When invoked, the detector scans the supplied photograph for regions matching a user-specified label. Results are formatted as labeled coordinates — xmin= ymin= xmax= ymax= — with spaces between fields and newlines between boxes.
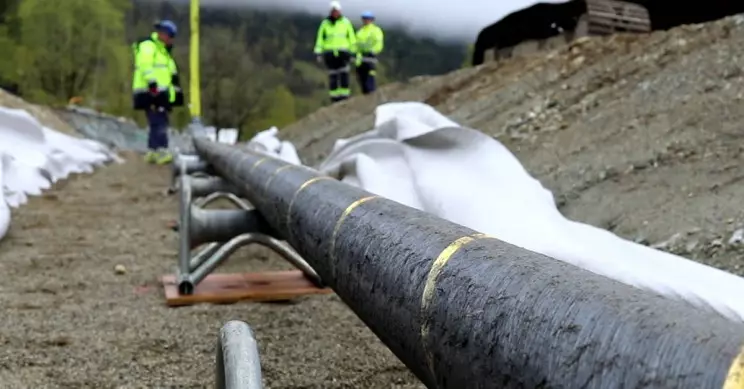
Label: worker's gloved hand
xmin=316 ymin=55 xmax=323 ymax=64
xmin=355 ymin=54 xmax=362 ymax=67
xmin=148 ymin=82 xmax=158 ymax=95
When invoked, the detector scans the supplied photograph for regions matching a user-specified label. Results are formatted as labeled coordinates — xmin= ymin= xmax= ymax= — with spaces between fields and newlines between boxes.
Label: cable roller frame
xmin=192 ymin=137 xmax=744 ymax=389
xmin=168 ymin=154 xmax=214 ymax=194
xmin=173 ymin=160 xmax=323 ymax=295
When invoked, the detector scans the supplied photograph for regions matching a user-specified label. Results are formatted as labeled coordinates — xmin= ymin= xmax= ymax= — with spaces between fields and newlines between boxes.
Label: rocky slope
xmin=282 ymin=15 xmax=744 ymax=276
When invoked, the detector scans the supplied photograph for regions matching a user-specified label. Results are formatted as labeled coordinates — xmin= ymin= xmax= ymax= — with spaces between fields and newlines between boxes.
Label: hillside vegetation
xmin=0 ymin=0 xmax=466 ymax=136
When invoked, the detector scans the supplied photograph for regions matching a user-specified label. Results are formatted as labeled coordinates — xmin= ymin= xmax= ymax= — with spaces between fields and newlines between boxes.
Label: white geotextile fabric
xmin=0 ymin=107 xmax=118 ymax=241
xmin=249 ymin=101 xmax=744 ymax=323
xmin=203 ymin=126 xmax=239 ymax=145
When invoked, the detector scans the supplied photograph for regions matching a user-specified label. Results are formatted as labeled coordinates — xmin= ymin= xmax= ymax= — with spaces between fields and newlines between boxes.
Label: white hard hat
xmin=330 ymin=1 xmax=341 ymax=10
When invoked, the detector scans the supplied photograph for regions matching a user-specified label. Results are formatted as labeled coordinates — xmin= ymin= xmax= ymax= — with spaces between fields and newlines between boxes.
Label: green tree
xmin=462 ymin=44 xmax=474 ymax=68
xmin=0 ymin=0 xmax=18 ymax=23
xmin=247 ymin=84 xmax=296 ymax=136
xmin=16 ymin=0 xmax=128 ymax=106
xmin=199 ymin=26 xmax=286 ymax=135
xmin=0 ymin=26 xmax=16 ymax=83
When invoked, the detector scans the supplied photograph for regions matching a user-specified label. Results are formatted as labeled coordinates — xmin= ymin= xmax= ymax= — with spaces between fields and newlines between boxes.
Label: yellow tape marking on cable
xmin=243 ymin=157 xmax=269 ymax=192
xmin=264 ymin=164 xmax=294 ymax=191
xmin=328 ymin=196 xmax=379 ymax=277
xmin=249 ymin=157 xmax=268 ymax=173
xmin=286 ymin=176 xmax=334 ymax=234
xmin=724 ymin=346 xmax=744 ymax=389
xmin=420 ymin=233 xmax=492 ymax=377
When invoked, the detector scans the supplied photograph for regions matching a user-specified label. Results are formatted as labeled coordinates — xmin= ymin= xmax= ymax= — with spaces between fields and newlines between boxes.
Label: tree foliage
xmin=0 ymin=0 xmax=467 ymax=139
xmin=15 ymin=0 xmax=129 ymax=105
xmin=462 ymin=44 xmax=475 ymax=68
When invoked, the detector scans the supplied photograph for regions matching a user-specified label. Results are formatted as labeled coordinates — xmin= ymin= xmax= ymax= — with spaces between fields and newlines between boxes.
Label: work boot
xmin=155 ymin=149 xmax=173 ymax=165
xmin=144 ymin=150 xmax=157 ymax=163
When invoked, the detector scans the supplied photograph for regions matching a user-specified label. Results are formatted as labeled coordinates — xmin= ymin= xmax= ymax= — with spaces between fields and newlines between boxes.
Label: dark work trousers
xmin=146 ymin=108 xmax=169 ymax=150
xmin=323 ymin=51 xmax=352 ymax=103
xmin=355 ymin=56 xmax=377 ymax=94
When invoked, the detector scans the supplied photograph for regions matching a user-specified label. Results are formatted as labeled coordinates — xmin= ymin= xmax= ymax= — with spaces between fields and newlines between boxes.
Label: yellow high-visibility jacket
xmin=356 ymin=23 xmax=384 ymax=55
xmin=314 ymin=16 xmax=357 ymax=55
xmin=132 ymin=33 xmax=181 ymax=110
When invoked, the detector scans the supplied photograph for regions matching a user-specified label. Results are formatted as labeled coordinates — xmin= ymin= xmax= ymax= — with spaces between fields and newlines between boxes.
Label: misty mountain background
xmin=0 ymin=0 xmax=482 ymax=138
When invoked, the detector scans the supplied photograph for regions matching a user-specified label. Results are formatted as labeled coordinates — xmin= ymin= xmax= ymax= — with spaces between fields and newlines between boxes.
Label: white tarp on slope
xmin=203 ymin=126 xmax=240 ymax=145
xmin=0 ymin=107 xmax=118 ymax=241
xmin=0 ymin=153 xmax=9 ymax=239
xmin=251 ymin=101 xmax=744 ymax=323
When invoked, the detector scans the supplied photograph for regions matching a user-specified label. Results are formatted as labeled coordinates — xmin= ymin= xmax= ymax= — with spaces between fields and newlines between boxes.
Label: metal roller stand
xmin=216 ymin=321 xmax=263 ymax=389
xmin=172 ymin=175 xmax=248 ymax=216
xmin=193 ymin=191 xmax=251 ymax=209
xmin=191 ymin=174 xmax=242 ymax=197
xmin=167 ymin=154 xmax=214 ymax=194
xmin=175 ymin=173 xmax=323 ymax=295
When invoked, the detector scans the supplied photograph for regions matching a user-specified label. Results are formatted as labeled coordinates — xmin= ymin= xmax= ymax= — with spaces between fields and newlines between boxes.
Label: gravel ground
xmin=0 ymin=154 xmax=422 ymax=388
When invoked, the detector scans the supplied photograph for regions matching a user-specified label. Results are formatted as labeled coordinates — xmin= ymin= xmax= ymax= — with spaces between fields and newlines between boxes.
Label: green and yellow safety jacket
xmin=356 ymin=23 xmax=384 ymax=56
xmin=314 ymin=16 xmax=357 ymax=55
xmin=131 ymin=33 xmax=182 ymax=110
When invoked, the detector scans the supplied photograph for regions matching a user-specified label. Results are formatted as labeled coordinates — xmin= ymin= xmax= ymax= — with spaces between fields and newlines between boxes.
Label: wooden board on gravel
xmin=160 ymin=270 xmax=333 ymax=306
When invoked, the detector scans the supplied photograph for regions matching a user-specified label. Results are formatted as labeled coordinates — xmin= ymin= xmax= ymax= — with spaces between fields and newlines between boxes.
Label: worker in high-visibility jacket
xmin=314 ymin=1 xmax=357 ymax=103
xmin=131 ymin=20 xmax=183 ymax=165
xmin=355 ymin=11 xmax=384 ymax=95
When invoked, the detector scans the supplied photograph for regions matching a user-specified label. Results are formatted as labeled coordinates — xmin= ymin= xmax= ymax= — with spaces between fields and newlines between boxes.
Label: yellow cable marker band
xmin=724 ymin=347 xmax=744 ymax=389
xmin=249 ymin=157 xmax=268 ymax=173
xmin=329 ymin=196 xmax=379 ymax=277
xmin=285 ymin=176 xmax=334 ymax=234
xmin=420 ymin=233 xmax=492 ymax=376
xmin=264 ymin=165 xmax=294 ymax=191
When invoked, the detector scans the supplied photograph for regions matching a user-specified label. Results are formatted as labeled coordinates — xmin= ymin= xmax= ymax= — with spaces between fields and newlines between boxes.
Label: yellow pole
xmin=189 ymin=0 xmax=201 ymax=121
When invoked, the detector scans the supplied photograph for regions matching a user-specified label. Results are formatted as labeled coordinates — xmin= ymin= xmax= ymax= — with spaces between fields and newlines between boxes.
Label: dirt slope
xmin=282 ymin=15 xmax=744 ymax=275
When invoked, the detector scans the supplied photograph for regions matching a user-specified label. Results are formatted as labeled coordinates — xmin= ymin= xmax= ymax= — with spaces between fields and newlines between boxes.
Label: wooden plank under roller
xmin=160 ymin=270 xmax=333 ymax=306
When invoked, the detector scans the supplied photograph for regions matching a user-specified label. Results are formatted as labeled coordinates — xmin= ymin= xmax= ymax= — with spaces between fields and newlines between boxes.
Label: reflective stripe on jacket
xmin=314 ymin=16 xmax=357 ymax=54
xmin=356 ymin=23 xmax=384 ymax=55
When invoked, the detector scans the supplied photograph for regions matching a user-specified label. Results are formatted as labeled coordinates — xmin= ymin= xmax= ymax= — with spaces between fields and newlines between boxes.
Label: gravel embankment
xmin=0 ymin=156 xmax=421 ymax=388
